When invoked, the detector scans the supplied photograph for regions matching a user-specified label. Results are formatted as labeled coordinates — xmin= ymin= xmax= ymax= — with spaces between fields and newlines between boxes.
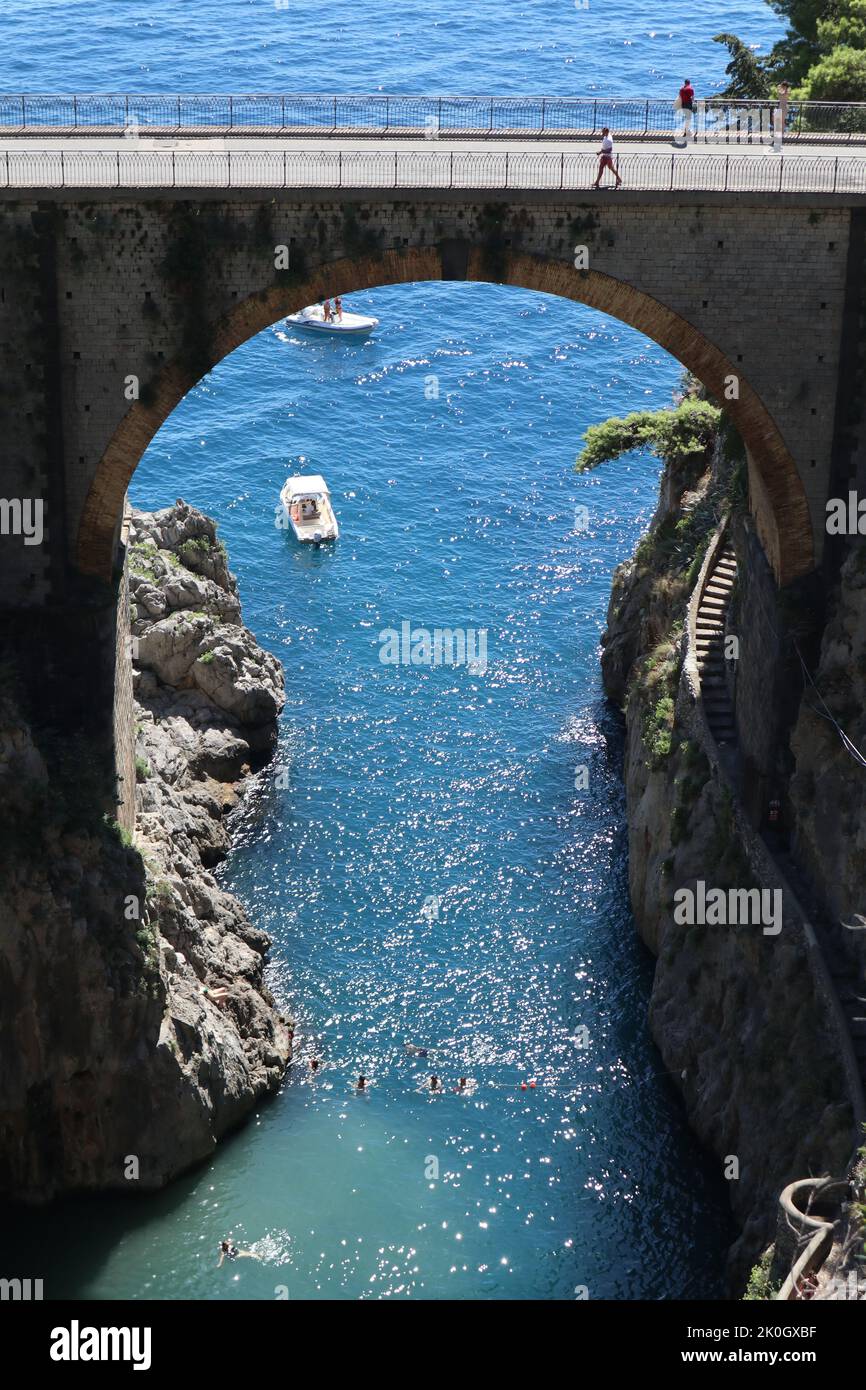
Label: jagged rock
xmin=790 ymin=547 xmax=866 ymax=939
xmin=191 ymin=628 xmax=283 ymax=729
xmin=0 ymin=504 xmax=291 ymax=1202
xmin=130 ymin=502 xmax=234 ymax=589
xmin=128 ymin=503 xmax=291 ymax=1174
xmin=601 ymin=435 xmax=852 ymax=1291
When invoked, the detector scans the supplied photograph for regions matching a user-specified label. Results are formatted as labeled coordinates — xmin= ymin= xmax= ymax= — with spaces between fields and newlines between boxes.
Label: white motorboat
xmin=279 ymin=474 xmax=339 ymax=543
xmin=286 ymin=303 xmax=379 ymax=336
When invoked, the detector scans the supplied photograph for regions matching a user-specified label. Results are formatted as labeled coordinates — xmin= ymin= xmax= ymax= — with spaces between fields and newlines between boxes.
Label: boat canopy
xmin=285 ymin=474 xmax=330 ymax=496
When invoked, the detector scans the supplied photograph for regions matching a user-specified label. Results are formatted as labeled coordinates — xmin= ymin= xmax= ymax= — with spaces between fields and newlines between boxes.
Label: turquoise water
xmin=2 ymin=0 xmax=787 ymax=1300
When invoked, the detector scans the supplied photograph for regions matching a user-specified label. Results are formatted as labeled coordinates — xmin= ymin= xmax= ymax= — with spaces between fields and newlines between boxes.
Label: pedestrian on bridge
xmin=677 ymin=78 xmax=696 ymax=142
xmin=593 ymin=128 xmax=622 ymax=189
xmin=773 ymin=82 xmax=790 ymax=151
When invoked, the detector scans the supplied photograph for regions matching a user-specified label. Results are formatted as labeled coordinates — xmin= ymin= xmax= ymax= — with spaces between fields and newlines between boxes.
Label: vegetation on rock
xmin=715 ymin=0 xmax=866 ymax=107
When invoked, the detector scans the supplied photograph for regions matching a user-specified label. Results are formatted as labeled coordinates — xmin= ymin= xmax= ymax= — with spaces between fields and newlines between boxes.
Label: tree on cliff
xmin=575 ymin=396 xmax=720 ymax=475
xmin=714 ymin=0 xmax=866 ymax=101
xmin=713 ymin=34 xmax=775 ymax=98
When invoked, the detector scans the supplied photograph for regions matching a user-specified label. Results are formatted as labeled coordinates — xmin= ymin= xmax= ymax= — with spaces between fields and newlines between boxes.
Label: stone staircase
xmin=695 ymin=542 xmax=738 ymax=745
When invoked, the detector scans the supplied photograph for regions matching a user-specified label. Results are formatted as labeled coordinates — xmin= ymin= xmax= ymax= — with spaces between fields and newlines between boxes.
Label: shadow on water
xmin=579 ymin=699 xmax=738 ymax=1296
xmin=0 ymin=1101 xmax=290 ymax=1301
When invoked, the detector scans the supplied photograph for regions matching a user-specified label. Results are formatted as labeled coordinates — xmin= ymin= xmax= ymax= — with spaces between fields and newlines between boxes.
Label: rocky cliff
xmin=599 ymin=422 xmax=854 ymax=1289
xmin=789 ymin=546 xmax=866 ymax=950
xmin=0 ymin=503 xmax=290 ymax=1201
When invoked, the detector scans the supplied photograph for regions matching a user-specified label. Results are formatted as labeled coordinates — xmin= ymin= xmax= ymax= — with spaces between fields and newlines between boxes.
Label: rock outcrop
xmin=600 ymin=433 xmax=853 ymax=1290
xmin=0 ymin=503 xmax=290 ymax=1201
xmin=789 ymin=547 xmax=866 ymax=948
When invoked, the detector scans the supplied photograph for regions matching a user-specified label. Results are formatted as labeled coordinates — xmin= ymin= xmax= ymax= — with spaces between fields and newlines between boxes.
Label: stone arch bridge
xmin=1 ymin=176 xmax=864 ymax=823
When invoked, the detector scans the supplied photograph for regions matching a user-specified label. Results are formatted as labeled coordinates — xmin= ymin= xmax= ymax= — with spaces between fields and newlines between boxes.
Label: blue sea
xmin=3 ymin=0 xmax=785 ymax=1300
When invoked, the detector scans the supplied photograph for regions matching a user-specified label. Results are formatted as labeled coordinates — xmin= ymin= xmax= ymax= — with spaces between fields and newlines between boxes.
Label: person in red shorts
xmin=593 ymin=128 xmax=622 ymax=189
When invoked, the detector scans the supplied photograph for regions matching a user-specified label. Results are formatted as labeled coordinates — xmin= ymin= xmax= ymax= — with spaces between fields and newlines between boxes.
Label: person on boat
xmin=593 ymin=129 xmax=622 ymax=189
xmin=334 ymin=295 xmax=343 ymax=320
xmin=322 ymin=298 xmax=333 ymax=322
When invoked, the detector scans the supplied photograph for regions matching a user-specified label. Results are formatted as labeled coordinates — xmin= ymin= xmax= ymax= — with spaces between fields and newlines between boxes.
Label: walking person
xmin=593 ymin=128 xmax=622 ymax=189
xmin=678 ymin=78 xmax=696 ymax=142
xmin=773 ymin=81 xmax=790 ymax=150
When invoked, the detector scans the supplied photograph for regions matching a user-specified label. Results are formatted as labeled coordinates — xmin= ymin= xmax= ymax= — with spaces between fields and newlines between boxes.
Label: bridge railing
xmin=4 ymin=147 xmax=866 ymax=194
xmin=2 ymin=93 xmax=866 ymax=142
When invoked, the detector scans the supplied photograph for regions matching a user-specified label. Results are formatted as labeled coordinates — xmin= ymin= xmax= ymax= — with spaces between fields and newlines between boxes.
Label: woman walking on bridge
xmin=593 ymin=129 xmax=622 ymax=189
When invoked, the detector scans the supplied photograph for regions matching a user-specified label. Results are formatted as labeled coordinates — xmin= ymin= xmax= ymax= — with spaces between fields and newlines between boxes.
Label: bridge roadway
xmin=4 ymin=131 xmax=866 ymax=193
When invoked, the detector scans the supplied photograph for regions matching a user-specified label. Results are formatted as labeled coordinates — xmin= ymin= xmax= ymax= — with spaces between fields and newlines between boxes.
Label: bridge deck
xmin=3 ymin=133 xmax=866 ymax=194
xmin=0 ymin=125 xmax=858 ymax=146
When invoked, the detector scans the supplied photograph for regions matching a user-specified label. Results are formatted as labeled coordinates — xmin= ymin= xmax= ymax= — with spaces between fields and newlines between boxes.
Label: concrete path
xmin=2 ymin=132 xmax=865 ymax=193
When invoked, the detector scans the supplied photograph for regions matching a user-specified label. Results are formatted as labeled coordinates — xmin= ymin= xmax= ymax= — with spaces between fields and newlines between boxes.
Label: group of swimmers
xmin=302 ymin=1041 xmax=473 ymax=1094
xmin=355 ymin=1073 xmax=470 ymax=1093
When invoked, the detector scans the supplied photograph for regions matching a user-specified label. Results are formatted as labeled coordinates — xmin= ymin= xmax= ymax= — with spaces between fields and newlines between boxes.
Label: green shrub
xmin=743 ymin=1249 xmax=780 ymax=1301
xmin=102 ymin=814 xmax=135 ymax=849
xmin=645 ymin=695 xmax=675 ymax=767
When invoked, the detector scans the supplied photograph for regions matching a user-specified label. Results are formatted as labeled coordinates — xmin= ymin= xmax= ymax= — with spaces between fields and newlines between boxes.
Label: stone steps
xmin=695 ymin=544 xmax=737 ymax=746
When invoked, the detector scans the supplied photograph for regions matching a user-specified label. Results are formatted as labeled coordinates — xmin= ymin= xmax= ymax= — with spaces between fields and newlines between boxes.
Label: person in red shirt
xmin=679 ymin=79 xmax=696 ymax=140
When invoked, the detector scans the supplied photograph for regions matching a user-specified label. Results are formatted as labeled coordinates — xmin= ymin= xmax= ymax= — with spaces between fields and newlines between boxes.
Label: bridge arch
xmin=76 ymin=246 xmax=813 ymax=586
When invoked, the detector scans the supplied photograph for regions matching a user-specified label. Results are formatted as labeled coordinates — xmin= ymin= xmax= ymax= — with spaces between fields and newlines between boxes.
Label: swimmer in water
xmin=429 ymin=1075 xmax=441 ymax=1092
xmin=357 ymin=1075 xmax=367 ymax=1091
xmin=309 ymin=1058 xmax=319 ymax=1073
xmin=457 ymin=1077 xmax=468 ymax=1091
xmin=404 ymin=1043 xmax=429 ymax=1057
xmin=217 ymin=1239 xmax=260 ymax=1267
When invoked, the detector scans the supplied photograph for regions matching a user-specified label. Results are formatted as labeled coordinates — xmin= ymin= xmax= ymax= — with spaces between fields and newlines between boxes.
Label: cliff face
xmin=601 ymin=442 xmax=853 ymax=1287
xmin=0 ymin=503 xmax=290 ymax=1201
xmin=789 ymin=547 xmax=866 ymax=939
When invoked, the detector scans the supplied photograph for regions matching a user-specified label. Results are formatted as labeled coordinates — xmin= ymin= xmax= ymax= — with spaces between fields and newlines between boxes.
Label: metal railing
xmin=4 ymin=147 xmax=866 ymax=194
xmin=2 ymin=93 xmax=866 ymax=143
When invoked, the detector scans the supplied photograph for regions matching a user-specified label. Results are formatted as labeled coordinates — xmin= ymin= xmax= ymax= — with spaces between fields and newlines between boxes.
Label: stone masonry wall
xmin=0 ymin=190 xmax=853 ymax=609
xmin=113 ymin=538 xmax=136 ymax=833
